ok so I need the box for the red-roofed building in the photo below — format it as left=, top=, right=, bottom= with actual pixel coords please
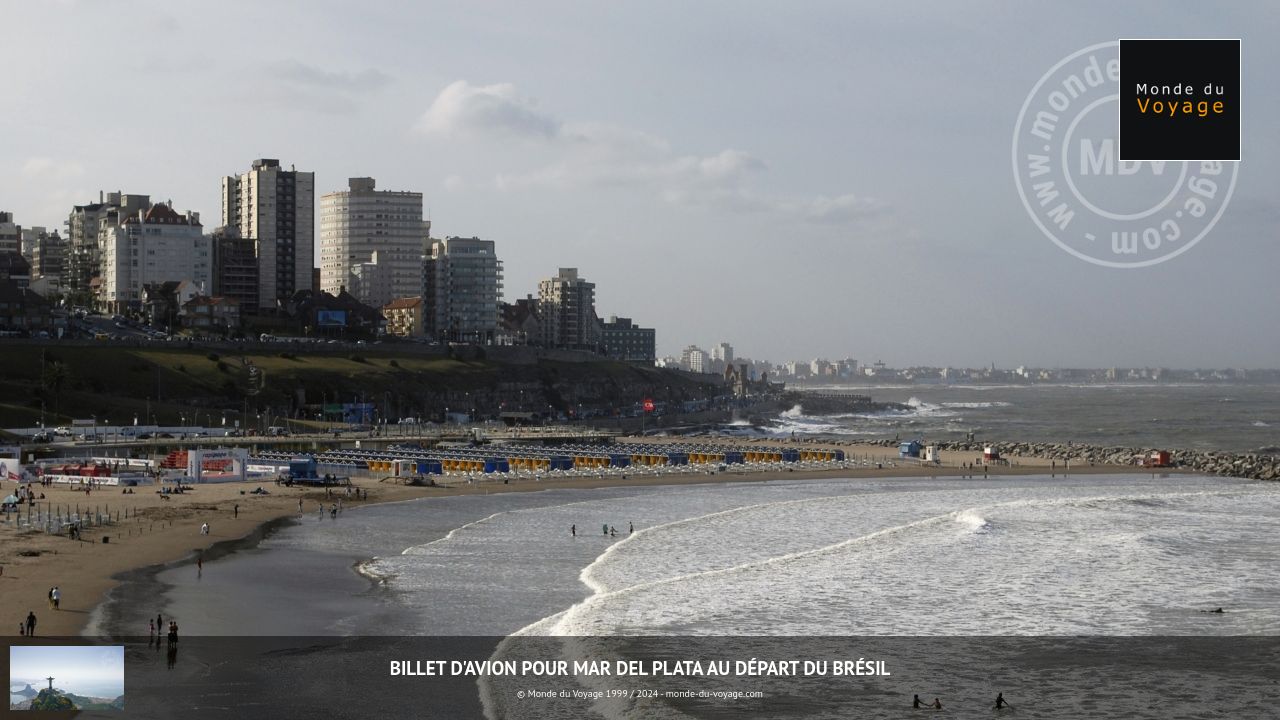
left=182, top=295, right=241, bottom=331
left=382, top=296, right=424, bottom=337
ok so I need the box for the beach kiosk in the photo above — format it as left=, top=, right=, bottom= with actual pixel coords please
left=899, top=440, right=923, bottom=459
left=1147, top=450, right=1171, bottom=468
left=922, top=445, right=941, bottom=463
left=983, top=446, right=1000, bottom=463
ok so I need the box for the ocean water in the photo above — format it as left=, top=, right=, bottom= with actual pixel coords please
left=754, top=383, right=1280, bottom=452
left=118, top=473, right=1279, bottom=638
left=104, top=473, right=1280, bottom=718
left=361, top=474, right=1280, bottom=637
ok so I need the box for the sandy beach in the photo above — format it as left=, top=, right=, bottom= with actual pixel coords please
left=0, top=437, right=1170, bottom=637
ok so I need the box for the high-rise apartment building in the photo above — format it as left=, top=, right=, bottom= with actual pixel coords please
left=99, top=203, right=211, bottom=313
left=423, top=236, right=503, bottom=343
left=66, top=192, right=152, bottom=297
left=221, top=159, right=314, bottom=312
left=24, top=227, right=65, bottom=282
left=0, top=212, right=20, bottom=254
left=711, top=342, right=734, bottom=364
left=537, top=267, right=598, bottom=350
left=319, top=177, right=426, bottom=309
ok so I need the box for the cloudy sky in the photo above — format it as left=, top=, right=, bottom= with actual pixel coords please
left=2, top=1, right=1277, bottom=367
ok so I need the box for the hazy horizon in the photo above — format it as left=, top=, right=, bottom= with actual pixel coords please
left=2, top=1, right=1276, bottom=367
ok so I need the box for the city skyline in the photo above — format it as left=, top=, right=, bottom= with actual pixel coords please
left=2, top=1, right=1278, bottom=366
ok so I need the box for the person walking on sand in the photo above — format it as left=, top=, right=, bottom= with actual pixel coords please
left=298, top=499, right=303, bottom=514
left=234, top=504, right=239, bottom=518
left=25, top=611, right=36, bottom=637
left=200, top=522, right=209, bottom=535
left=51, top=586, right=60, bottom=610
left=47, top=587, right=54, bottom=609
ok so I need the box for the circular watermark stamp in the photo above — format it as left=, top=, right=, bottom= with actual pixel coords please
left=1012, top=41, right=1237, bottom=268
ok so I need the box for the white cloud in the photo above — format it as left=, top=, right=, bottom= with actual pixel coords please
left=420, top=79, right=888, bottom=227
left=783, top=193, right=889, bottom=224
left=417, top=80, right=560, bottom=139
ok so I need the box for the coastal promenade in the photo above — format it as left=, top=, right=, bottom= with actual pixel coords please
left=11, top=426, right=620, bottom=456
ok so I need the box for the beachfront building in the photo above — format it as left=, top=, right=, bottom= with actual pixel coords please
left=98, top=203, right=212, bottom=314
left=221, top=159, right=315, bottom=312
left=0, top=252, right=32, bottom=289
left=498, top=296, right=542, bottom=346
left=210, top=226, right=260, bottom=312
left=382, top=296, right=425, bottom=338
left=181, top=295, right=241, bottom=331
left=0, top=211, right=19, bottom=254
left=23, top=227, right=65, bottom=284
left=65, top=192, right=153, bottom=299
left=423, top=236, right=502, bottom=343
left=0, top=279, right=51, bottom=330
left=285, top=288, right=385, bottom=338
left=320, top=177, right=427, bottom=310
left=600, top=316, right=656, bottom=363
left=711, top=342, right=734, bottom=364
left=680, top=345, right=710, bottom=373
left=537, top=267, right=598, bottom=350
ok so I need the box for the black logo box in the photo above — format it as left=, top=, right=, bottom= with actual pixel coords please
left=1119, top=38, right=1241, bottom=161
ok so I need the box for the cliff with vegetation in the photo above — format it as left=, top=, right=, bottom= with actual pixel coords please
left=0, top=342, right=727, bottom=428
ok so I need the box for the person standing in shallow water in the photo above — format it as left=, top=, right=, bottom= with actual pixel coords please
left=571, top=524, right=576, bottom=538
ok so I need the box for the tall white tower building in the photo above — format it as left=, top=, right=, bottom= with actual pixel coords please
left=319, top=177, right=427, bottom=308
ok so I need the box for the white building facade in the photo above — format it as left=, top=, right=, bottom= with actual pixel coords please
left=537, top=267, right=598, bottom=350
left=319, top=177, right=426, bottom=309
left=99, top=204, right=211, bottom=313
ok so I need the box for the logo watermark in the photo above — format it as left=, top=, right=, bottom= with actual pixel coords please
left=1012, top=41, right=1237, bottom=268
